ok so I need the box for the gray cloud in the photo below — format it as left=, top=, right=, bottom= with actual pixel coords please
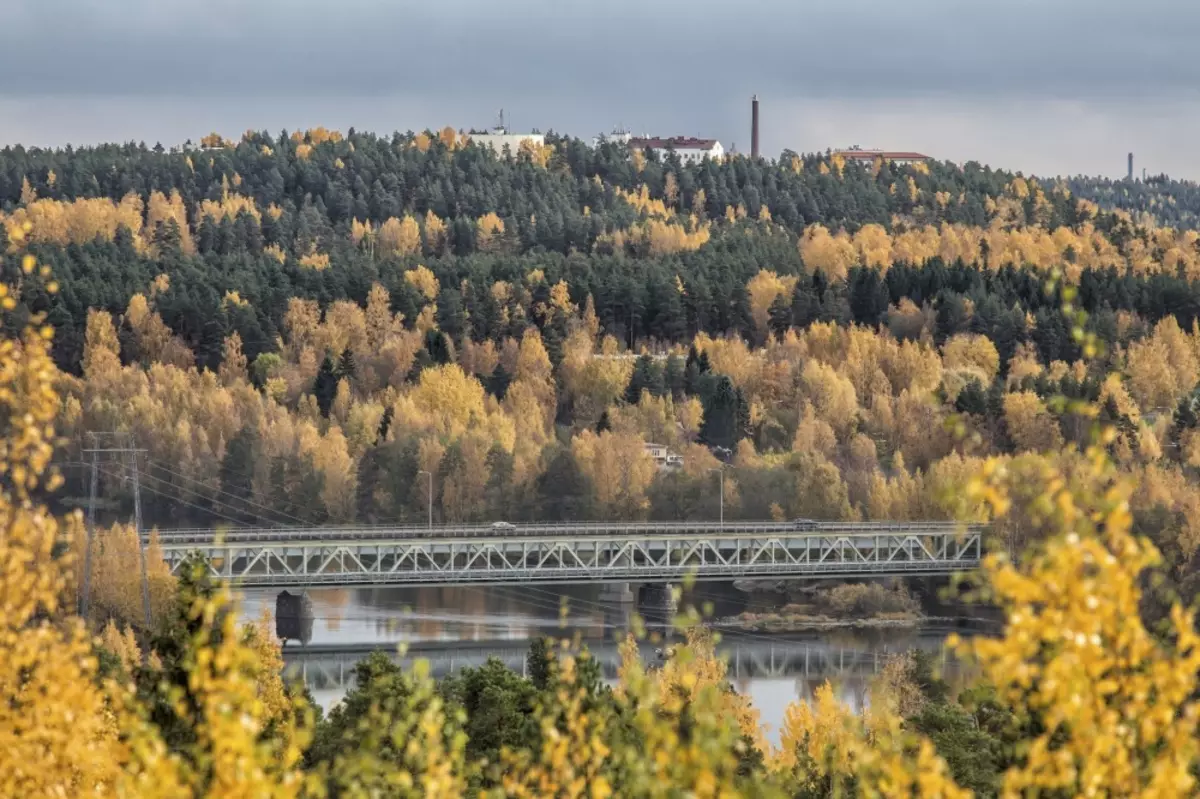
left=0, top=0, right=1197, bottom=177
left=3, top=0, right=1196, bottom=99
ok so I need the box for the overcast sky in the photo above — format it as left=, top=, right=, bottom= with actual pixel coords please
left=1, top=0, right=1196, bottom=178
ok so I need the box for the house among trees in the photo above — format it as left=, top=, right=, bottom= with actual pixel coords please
left=644, top=442, right=683, bottom=471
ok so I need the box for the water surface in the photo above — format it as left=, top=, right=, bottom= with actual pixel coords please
left=240, top=582, right=981, bottom=741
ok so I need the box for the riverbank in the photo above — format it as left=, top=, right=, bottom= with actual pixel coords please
left=717, top=580, right=927, bottom=632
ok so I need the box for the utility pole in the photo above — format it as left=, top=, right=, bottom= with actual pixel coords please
left=80, top=432, right=152, bottom=630
left=418, top=470, right=433, bottom=528
left=128, top=447, right=152, bottom=631
left=80, top=448, right=99, bottom=617
left=708, top=467, right=724, bottom=527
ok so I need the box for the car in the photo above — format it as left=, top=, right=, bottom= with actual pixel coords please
left=491, top=521, right=515, bottom=531
left=791, top=518, right=818, bottom=531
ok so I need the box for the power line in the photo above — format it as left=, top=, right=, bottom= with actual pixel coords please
left=143, top=457, right=313, bottom=528
left=102, top=465, right=257, bottom=530
left=72, top=457, right=298, bottom=529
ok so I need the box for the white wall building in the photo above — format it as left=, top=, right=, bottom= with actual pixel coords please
left=593, top=128, right=635, bottom=147
left=470, top=127, right=546, bottom=158
left=628, top=136, right=724, bottom=165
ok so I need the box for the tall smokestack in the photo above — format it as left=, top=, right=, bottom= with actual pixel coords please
left=1128, top=152, right=1134, bottom=181
left=751, top=95, right=760, bottom=159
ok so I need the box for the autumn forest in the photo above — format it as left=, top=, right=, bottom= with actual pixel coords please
left=8, top=125, right=1200, bottom=795
left=0, top=129, right=1193, bottom=567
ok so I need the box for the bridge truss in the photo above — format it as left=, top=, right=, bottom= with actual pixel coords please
left=158, top=521, right=984, bottom=587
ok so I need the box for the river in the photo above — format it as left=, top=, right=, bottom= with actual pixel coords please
left=240, top=582, right=986, bottom=742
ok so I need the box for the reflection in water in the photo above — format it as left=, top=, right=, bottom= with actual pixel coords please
left=238, top=581, right=982, bottom=743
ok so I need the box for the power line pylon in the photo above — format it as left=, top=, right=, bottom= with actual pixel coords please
left=79, top=431, right=151, bottom=629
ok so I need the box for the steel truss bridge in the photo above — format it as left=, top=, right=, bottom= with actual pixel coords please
left=156, top=521, right=983, bottom=588
left=284, top=635, right=955, bottom=688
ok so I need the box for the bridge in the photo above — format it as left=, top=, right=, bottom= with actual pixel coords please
left=282, top=633, right=957, bottom=688
left=156, top=520, right=984, bottom=588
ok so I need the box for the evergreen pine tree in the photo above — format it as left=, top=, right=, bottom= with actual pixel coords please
left=219, top=423, right=258, bottom=523
left=338, top=347, right=357, bottom=380
left=313, top=354, right=339, bottom=417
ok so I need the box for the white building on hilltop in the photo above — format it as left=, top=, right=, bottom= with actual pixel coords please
left=469, top=125, right=545, bottom=158
left=593, top=127, right=635, bottom=147
left=627, top=136, right=724, bottom=165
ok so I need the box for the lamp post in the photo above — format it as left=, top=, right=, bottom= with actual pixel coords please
left=418, top=470, right=433, bottom=528
left=708, top=467, right=724, bottom=527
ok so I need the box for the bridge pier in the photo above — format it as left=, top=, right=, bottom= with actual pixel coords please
left=275, top=591, right=314, bottom=645
left=599, top=581, right=635, bottom=604
left=638, top=582, right=678, bottom=628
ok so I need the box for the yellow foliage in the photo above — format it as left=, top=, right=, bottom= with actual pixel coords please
left=86, top=525, right=176, bottom=628
left=776, top=681, right=858, bottom=774
left=349, top=217, right=373, bottom=246
left=423, top=210, right=448, bottom=255
left=405, top=264, right=440, bottom=301
left=403, top=364, right=488, bottom=439
left=961, top=438, right=1200, bottom=796
left=943, top=333, right=1001, bottom=382
left=298, top=249, right=330, bottom=270
left=746, top=269, right=799, bottom=339
left=4, top=193, right=145, bottom=248
left=854, top=222, right=893, bottom=269
left=571, top=429, right=656, bottom=518
left=1124, top=316, right=1200, bottom=411
left=799, top=224, right=857, bottom=281
left=798, top=359, right=859, bottom=438
left=199, top=191, right=261, bottom=223
left=1003, top=391, right=1064, bottom=452
left=518, top=138, right=554, bottom=167
left=476, top=211, right=506, bottom=252
left=377, top=215, right=422, bottom=257
left=100, top=619, right=141, bottom=673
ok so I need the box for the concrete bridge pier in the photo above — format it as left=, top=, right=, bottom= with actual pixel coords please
left=599, top=581, right=635, bottom=604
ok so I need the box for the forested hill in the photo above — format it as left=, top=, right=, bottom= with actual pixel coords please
left=1068, top=173, right=1200, bottom=231
left=2, top=128, right=1023, bottom=233
left=5, top=127, right=1200, bottom=582
left=0, top=127, right=1194, bottom=375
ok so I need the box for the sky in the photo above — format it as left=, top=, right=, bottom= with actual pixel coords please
left=0, top=0, right=1196, bottom=179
